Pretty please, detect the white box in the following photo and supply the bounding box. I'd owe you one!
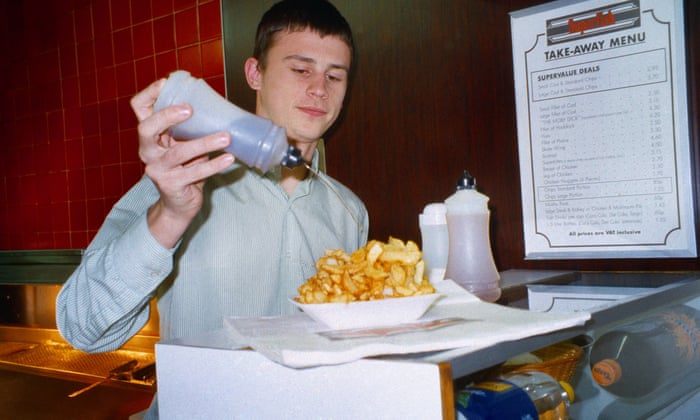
[155,331,448,419]
[527,284,652,312]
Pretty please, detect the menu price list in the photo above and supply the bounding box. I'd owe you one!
[531,49,675,246]
[511,0,695,257]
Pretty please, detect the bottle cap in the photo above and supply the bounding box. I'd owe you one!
[456,170,476,190]
[280,145,306,168]
[591,359,622,386]
[419,203,447,225]
[559,381,575,403]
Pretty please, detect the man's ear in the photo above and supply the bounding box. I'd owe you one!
[244,58,262,90]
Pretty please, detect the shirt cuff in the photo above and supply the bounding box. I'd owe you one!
[112,214,176,293]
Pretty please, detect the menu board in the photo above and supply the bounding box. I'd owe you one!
[510,0,696,259]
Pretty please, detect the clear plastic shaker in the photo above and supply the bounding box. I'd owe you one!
[419,203,449,282]
[153,70,303,172]
[444,170,500,301]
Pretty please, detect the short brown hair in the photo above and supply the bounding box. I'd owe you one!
[253,0,354,69]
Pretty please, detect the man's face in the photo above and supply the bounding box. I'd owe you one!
[248,29,351,145]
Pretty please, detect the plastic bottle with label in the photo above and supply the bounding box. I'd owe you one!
[153,70,304,173]
[419,203,449,282]
[456,370,574,420]
[590,304,700,398]
[443,171,501,301]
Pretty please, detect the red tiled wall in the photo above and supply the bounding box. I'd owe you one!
[0,0,224,249]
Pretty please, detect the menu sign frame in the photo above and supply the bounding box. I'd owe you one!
[510,0,696,259]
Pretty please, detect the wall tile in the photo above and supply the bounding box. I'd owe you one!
[83,135,102,168]
[67,169,86,201]
[118,128,139,162]
[133,21,154,60]
[100,131,120,166]
[173,0,192,13]
[60,46,79,78]
[49,201,70,232]
[48,142,67,173]
[0,0,224,250]
[69,200,88,231]
[201,39,222,78]
[65,139,85,169]
[153,15,175,52]
[112,28,134,64]
[58,13,76,48]
[101,164,123,198]
[130,0,152,24]
[47,110,63,143]
[43,82,64,113]
[63,107,83,140]
[79,72,98,106]
[155,50,178,78]
[77,41,96,76]
[152,0,174,18]
[84,166,103,199]
[98,99,119,134]
[121,161,144,190]
[53,232,71,249]
[32,114,49,146]
[92,0,111,36]
[177,45,201,76]
[61,76,81,109]
[94,35,114,69]
[81,104,100,137]
[97,66,118,101]
[135,57,157,91]
[175,7,198,47]
[110,0,131,31]
[75,4,94,42]
[198,1,221,41]
[86,198,106,230]
[34,148,52,180]
[115,62,136,97]
[116,97,136,132]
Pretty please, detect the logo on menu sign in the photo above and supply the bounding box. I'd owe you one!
[546,1,641,45]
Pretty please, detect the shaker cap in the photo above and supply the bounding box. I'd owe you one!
[445,170,489,212]
[456,170,476,190]
[420,203,447,225]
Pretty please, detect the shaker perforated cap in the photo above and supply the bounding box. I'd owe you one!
[419,203,447,225]
[456,170,477,190]
[280,145,306,168]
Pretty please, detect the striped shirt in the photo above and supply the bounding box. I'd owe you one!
[56,154,368,353]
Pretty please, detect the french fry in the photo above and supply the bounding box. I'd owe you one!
[296,237,436,304]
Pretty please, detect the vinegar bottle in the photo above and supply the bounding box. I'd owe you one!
[153,70,304,172]
[444,171,501,301]
[590,304,700,398]
[456,371,574,420]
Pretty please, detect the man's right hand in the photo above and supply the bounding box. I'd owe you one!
[131,79,235,248]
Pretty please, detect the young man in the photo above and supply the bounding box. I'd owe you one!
[56,1,367,417]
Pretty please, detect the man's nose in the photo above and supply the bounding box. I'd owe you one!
[307,75,329,99]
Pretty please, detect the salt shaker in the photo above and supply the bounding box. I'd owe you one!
[444,171,500,301]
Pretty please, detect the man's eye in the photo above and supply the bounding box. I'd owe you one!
[292,68,309,75]
[327,73,344,82]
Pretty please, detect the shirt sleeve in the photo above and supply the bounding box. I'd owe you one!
[56,176,176,353]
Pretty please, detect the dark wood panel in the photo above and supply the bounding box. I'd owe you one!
[224,0,700,272]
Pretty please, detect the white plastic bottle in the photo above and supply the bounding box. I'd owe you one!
[444,170,500,301]
[419,203,449,282]
[456,371,574,420]
[153,70,304,172]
